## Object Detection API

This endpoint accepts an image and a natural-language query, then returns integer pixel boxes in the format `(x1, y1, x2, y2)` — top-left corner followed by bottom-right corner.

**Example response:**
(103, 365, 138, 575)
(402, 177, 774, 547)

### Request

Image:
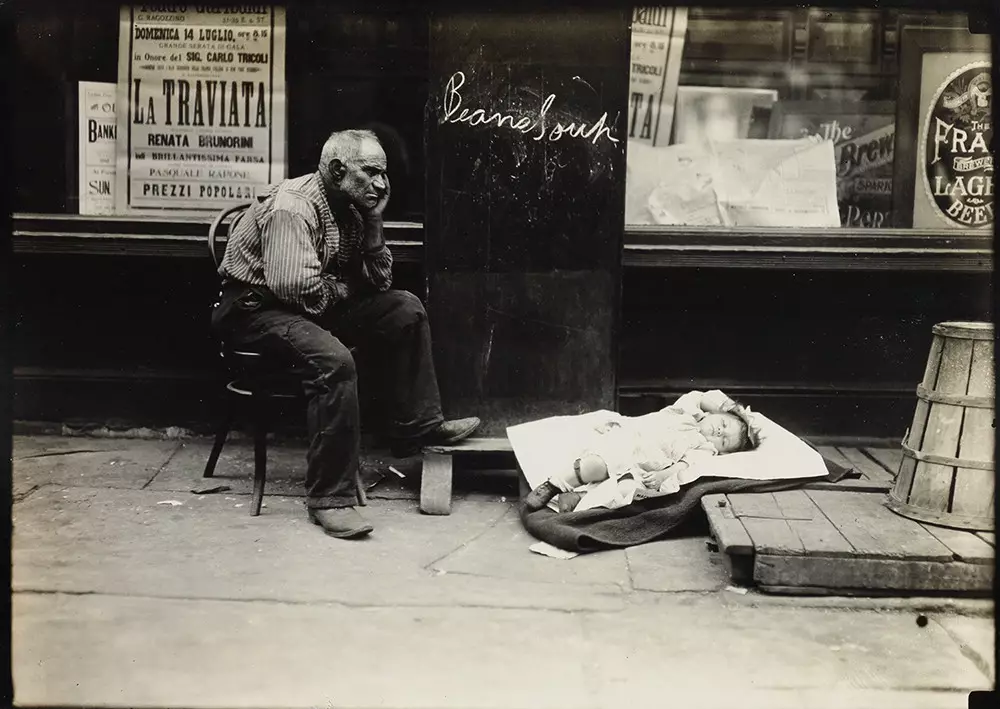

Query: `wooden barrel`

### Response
(886, 322, 994, 531)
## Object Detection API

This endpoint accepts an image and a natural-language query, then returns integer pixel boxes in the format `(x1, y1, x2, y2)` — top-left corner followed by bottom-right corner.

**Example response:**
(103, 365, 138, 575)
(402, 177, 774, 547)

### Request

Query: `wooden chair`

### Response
(203, 202, 366, 515)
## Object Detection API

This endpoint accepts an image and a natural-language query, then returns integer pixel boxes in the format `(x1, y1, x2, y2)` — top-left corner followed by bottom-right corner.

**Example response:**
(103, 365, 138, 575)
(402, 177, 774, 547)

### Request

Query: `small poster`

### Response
(627, 7, 688, 147)
(915, 55, 992, 229)
(673, 86, 778, 145)
(770, 101, 895, 228)
(115, 5, 287, 214)
(78, 81, 118, 215)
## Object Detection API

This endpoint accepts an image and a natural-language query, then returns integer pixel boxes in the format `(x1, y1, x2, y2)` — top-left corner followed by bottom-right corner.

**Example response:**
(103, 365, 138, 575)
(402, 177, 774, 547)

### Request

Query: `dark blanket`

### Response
(519, 456, 856, 553)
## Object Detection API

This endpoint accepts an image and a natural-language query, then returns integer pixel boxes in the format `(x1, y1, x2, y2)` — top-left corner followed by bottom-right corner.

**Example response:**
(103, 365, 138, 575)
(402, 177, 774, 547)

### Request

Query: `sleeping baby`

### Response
(523, 390, 761, 513)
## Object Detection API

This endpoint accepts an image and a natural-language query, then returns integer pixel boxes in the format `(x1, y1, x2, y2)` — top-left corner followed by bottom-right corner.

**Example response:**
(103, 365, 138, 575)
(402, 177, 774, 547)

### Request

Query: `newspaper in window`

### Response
(631, 138, 841, 228)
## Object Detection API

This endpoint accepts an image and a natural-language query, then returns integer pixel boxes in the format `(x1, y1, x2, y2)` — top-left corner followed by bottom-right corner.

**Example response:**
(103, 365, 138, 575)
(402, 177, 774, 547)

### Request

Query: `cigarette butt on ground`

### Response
(388, 466, 406, 478)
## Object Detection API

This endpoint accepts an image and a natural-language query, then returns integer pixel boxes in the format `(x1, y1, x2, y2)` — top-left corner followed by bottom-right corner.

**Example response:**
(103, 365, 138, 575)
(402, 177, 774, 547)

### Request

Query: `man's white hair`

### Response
(319, 129, 381, 169)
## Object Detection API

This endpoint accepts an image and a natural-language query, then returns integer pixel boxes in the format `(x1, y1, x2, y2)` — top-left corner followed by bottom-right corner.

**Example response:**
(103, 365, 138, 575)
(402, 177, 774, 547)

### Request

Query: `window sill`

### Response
(12, 214, 992, 271)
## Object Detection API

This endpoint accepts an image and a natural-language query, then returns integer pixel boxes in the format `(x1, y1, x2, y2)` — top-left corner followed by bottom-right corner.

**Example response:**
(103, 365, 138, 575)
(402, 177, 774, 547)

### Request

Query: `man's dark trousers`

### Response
(211, 284, 445, 508)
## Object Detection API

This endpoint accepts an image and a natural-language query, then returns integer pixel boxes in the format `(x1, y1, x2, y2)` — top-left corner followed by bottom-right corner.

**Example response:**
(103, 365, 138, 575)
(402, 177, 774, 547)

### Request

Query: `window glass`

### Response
(12, 4, 428, 221)
(624, 7, 991, 231)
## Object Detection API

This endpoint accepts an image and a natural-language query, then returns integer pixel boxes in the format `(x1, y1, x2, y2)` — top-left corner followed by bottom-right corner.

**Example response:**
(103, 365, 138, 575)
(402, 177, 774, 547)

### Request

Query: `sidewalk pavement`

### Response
(11, 434, 996, 709)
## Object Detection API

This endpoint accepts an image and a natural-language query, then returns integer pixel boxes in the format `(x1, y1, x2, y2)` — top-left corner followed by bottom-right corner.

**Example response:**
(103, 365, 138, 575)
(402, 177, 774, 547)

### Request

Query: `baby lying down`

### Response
(523, 390, 761, 513)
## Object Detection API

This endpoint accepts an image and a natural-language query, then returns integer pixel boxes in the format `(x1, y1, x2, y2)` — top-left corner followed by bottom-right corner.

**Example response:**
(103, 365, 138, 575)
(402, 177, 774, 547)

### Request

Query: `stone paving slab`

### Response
(10, 434, 997, 709)
(147, 438, 310, 496)
(432, 505, 631, 589)
(13, 434, 176, 459)
(625, 536, 731, 592)
(13, 592, 600, 709)
(578, 597, 992, 705)
(934, 615, 996, 681)
(13, 591, 991, 709)
(12, 435, 181, 498)
(13, 485, 624, 611)
(148, 439, 430, 501)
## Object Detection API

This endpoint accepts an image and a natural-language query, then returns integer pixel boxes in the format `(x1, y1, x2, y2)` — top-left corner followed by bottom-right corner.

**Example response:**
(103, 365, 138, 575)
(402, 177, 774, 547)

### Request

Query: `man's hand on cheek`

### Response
(369, 175, 390, 218)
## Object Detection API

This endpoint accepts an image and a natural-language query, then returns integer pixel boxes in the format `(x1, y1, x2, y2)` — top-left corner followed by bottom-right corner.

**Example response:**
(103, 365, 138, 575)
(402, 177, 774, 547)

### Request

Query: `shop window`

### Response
(624, 6, 992, 231)
(13, 3, 990, 234)
(12, 3, 428, 221)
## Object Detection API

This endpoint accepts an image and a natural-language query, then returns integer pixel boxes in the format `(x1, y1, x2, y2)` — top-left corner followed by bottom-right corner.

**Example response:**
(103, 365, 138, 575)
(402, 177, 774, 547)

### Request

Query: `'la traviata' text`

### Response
(131, 79, 268, 128)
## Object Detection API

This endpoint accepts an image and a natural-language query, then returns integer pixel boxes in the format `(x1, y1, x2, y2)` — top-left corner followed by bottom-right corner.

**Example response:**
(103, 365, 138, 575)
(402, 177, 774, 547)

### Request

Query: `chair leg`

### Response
(204, 405, 234, 478)
(356, 467, 368, 507)
(250, 397, 267, 517)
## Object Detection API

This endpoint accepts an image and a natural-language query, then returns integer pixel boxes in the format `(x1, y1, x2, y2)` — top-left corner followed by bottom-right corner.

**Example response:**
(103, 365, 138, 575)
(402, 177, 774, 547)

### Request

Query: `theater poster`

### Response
(78, 81, 118, 215)
(115, 5, 287, 214)
(627, 6, 687, 148)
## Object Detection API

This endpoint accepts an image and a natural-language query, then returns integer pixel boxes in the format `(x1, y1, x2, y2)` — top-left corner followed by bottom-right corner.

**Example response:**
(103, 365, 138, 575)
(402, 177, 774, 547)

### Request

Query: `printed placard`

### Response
(917, 57, 992, 229)
(770, 101, 895, 228)
(627, 6, 687, 147)
(78, 81, 118, 215)
(116, 5, 287, 213)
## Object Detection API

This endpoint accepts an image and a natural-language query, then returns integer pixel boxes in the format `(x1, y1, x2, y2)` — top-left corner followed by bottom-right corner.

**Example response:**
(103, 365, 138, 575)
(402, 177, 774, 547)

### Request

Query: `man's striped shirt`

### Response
(219, 172, 393, 317)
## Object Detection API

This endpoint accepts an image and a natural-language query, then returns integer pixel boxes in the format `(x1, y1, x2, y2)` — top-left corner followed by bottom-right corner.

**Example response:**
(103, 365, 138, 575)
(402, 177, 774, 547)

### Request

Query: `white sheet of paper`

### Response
(645, 142, 724, 225)
(507, 411, 615, 512)
(528, 542, 580, 560)
(507, 400, 827, 514)
(714, 139, 841, 227)
(637, 138, 840, 228)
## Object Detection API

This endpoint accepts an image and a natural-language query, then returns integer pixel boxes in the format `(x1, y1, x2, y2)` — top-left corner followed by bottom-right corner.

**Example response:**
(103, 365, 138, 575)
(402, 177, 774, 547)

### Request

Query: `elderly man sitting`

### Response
(211, 128, 480, 540)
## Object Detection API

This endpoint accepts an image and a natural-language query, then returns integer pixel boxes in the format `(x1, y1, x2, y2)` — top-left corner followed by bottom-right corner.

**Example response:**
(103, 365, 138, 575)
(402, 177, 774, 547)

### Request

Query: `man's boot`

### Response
(308, 507, 374, 539)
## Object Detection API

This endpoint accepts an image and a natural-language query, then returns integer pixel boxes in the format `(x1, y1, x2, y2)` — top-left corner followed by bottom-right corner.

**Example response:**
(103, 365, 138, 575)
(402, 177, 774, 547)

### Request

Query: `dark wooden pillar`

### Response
(425, 10, 629, 435)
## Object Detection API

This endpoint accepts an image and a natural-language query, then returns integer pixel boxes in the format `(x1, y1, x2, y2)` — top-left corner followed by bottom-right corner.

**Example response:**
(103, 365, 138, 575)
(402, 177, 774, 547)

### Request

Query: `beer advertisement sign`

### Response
(115, 5, 287, 213)
(915, 55, 992, 229)
(769, 101, 895, 228)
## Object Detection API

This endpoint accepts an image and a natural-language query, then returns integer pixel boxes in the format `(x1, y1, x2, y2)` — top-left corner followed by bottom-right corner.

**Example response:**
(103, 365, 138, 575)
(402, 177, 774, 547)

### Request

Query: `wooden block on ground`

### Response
(419, 437, 515, 515)
(805, 490, 952, 561)
(754, 554, 993, 593)
(713, 488, 992, 595)
(425, 437, 514, 454)
(420, 452, 454, 515)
